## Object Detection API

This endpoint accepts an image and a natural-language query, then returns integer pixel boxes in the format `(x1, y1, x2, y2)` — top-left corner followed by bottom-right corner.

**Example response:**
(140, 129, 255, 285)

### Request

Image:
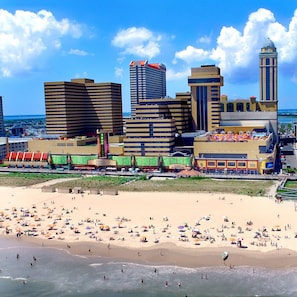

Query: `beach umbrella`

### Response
(140, 236, 147, 242)
(193, 238, 200, 245)
(103, 225, 110, 231)
(229, 237, 236, 244)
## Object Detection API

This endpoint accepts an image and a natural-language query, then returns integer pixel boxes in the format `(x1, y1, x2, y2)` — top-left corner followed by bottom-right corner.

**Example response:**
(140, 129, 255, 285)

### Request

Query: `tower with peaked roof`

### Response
(259, 37, 278, 102)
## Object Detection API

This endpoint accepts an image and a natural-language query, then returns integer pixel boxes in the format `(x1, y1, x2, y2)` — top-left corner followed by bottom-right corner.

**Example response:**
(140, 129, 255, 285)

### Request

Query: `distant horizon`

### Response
(3, 111, 132, 119)
(3, 109, 297, 117)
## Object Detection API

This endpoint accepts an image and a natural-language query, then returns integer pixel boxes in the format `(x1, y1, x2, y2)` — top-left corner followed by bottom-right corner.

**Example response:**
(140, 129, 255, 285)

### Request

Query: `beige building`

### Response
(28, 135, 124, 156)
(188, 65, 224, 132)
(45, 78, 123, 138)
(135, 96, 191, 134)
(220, 95, 278, 140)
(194, 129, 275, 174)
(124, 118, 176, 156)
(0, 137, 29, 162)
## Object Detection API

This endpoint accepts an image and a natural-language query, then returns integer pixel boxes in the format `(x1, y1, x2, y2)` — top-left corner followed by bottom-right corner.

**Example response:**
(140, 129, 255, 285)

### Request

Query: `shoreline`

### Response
(3, 234, 297, 269)
(1, 184, 297, 269)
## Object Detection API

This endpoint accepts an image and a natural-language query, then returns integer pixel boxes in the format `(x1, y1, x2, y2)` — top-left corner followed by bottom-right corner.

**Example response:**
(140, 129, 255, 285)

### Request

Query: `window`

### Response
(236, 102, 244, 112)
(217, 161, 226, 167)
(248, 162, 257, 168)
(237, 161, 246, 167)
(227, 103, 234, 112)
(207, 161, 216, 167)
(227, 161, 236, 167)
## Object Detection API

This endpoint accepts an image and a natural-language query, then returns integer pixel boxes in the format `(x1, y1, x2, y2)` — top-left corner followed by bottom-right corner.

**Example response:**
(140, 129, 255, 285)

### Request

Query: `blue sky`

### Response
(1, 0, 297, 115)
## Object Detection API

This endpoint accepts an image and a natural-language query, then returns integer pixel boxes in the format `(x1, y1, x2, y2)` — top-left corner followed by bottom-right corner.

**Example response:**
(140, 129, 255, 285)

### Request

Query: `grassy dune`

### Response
(0, 173, 274, 196)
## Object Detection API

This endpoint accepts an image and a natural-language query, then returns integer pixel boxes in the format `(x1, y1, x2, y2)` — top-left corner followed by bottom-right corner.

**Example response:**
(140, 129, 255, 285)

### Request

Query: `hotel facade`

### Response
(44, 78, 123, 138)
(188, 65, 224, 132)
(192, 38, 278, 174)
(130, 60, 166, 117)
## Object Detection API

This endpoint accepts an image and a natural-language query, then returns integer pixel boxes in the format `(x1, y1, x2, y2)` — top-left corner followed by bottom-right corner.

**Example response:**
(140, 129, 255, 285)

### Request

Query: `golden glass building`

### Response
(44, 78, 123, 138)
(188, 65, 224, 132)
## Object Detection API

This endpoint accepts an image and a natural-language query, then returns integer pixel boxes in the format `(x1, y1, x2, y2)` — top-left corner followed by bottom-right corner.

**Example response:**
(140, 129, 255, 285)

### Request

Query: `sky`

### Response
(1, 0, 297, 115)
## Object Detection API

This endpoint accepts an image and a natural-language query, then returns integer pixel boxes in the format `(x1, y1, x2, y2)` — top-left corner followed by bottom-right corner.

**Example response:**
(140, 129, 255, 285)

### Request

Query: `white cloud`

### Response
(68, 49, 89, 56)
(0, 9, 83, 77)
(198, 35, 211, 44)
(114, 67, 124, 80)
(74, 71, 88, 78)
(112, 27, 161, 59)
(166, 68, 191, 80)
(174, 45, 210, 64)
(174, 8, 297, 83)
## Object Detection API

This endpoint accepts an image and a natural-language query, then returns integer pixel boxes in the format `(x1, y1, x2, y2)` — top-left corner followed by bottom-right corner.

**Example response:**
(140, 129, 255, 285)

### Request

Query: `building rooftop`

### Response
(207, 131, 270, 142)
(262, 37, 276, 50)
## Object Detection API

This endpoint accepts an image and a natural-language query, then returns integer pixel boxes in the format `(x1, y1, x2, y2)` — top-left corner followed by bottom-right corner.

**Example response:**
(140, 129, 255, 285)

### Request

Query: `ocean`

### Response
(3, 110, 297, 124)
(0, 237, 296, 297)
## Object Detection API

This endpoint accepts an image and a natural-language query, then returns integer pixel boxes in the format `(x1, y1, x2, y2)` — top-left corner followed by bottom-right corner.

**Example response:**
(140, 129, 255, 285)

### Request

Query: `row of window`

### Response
(221, 102, 250, 112)
(198, 160, 258, 169)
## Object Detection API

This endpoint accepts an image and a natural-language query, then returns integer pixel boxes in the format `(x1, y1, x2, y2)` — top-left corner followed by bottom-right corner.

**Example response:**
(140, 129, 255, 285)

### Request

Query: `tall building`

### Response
(135, 96, 191, 134)
(124, 118, 176, 156)
(259, 38, 278, 102)
(0, 96, 5, 136)
(188, 65, 224, 132)
(45, 78, 123, 138)
(193, 40, 279, 175)
(130, 60, 166, 117)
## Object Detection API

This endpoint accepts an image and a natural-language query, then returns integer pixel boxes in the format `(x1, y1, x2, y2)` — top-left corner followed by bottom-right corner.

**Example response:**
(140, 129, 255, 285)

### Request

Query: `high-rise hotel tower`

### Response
(188, 65, 224, 132)
(259, 38, 278, 102)
(44, 78, 123, 138)
(130, 60, 166, 117)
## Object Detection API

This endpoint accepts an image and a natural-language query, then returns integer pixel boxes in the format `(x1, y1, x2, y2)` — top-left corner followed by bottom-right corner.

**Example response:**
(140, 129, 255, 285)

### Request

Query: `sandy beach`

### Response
(1, 180, 297, 268)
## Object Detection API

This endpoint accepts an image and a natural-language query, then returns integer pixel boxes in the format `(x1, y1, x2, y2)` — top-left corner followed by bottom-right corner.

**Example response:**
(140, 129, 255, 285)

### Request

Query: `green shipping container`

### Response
(51, 155, 68, 165)
(162, 156, 192, 167)
(111, 156, 132, 167)
(135, 156, 159, 167)
(70, 155, 97, 165)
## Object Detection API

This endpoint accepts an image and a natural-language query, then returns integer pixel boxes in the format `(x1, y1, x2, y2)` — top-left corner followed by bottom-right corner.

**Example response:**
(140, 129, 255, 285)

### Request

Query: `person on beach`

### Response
(165, 281, 168, 287)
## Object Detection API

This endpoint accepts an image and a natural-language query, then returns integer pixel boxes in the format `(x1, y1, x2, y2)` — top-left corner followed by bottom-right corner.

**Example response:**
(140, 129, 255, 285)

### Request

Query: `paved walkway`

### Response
(29, 178, 80, 189)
